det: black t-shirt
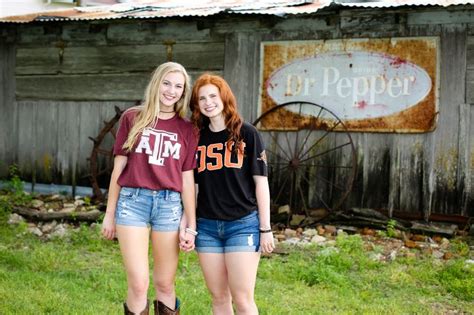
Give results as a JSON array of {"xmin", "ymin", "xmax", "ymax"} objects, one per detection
[{"xmin": 195, "ymin": 122, "xmax": 268, "ymax": 220}]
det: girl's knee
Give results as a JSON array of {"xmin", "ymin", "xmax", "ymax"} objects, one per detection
[
  {"xmin": 211, "ymin": 292, "xmax": 232, "ymax": 305},
  {"xmin": 153, "ymin": 279, "xmax": 175, "ymax": 295},
  {"xmin": 128, "ymin": 279, "xmax": 149, "ymax": 297},
  {"xmin": 233, "ymin": 294, "xmax": 255, "ymax": 311}
]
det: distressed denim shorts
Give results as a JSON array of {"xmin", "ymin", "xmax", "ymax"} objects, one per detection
[
  {"xmin": 195, "ymin": 211, "xmax": 260, "ymax": 253},
  {"xmin": 115, "ymin": 187, "xmax": 182, "ymax": 232}
]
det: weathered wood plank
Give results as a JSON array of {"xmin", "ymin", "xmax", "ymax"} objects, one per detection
[
  {"xmin": 407, "ymin": 9, "xmax": 474, "ymax": 25},
  {"xmin": 107, "ymin": 20, "xmax": 217, "ymax": 44},
  {"xmin": 360, "ymin": 134, "xmax": 391, "ymax": 209},
  {"xmin": 224, "ymin": 32, "xmax": 260, "ymax": 123},
  {"xmin": 17, "ymin": 101, "xmax": 37, "ymax": 183},
  {"xmin": 340, "ymin": 11, "xmax": 399, "ymax": 33},
  {"xmin": 16, "ymin": 42, "xmax": 224, "ymax": 75},
  {"xmin": 465, "ymin": 70, "xmax": 474, "ymax": 103},
  {"xmin": 16, "ymin": 70, "xmax": 221, "ymax": 101},
  {"xmin": 0, "ymin": 39, "xmax": 17, "ymax": 178},
  {"xmin": 56, "ymin": 102, "xmax": 81, "ymax": 185},
  {"xmin": 429, "ymin": 25, "xmax": 466, "ymax": 215},
  {"xmin": 469, "ymin": 105, "xmax": 474, "ymax": 216},
  {"xmin": 458, "ymin": 104, "xmax": 471, "ymax": 216},
  {"xmin": 34, "ymin": 101, "xmax": 59, "ymax": 184},
  {"xmin": 77, "ymin": 103, "xmax": 102, "ymax": 186},
  {"xmin": 396, "ymin": 136, "xmax": 424, "ymax": 214},
  {"xmin": 465, "ymin": 35, "xmax": 474, "ymax": 68}
]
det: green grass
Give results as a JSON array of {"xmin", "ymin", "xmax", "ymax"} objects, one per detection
[{"xmin": 0, "ymin": 199, "xmax": 473, "ymax": 314}]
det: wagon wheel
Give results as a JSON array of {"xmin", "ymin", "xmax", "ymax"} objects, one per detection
[
  {"xmin": 89, "ymin": 106, "xmax": 124, "ymax": 201},
  {"xmin": 252, "ymin": 101, "xmax": 357, "ymax": 222}
]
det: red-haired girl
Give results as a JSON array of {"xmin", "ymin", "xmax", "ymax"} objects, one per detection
[{"xmin": 190, "ymin": 73, "xmax": 274, "ymax": 314}]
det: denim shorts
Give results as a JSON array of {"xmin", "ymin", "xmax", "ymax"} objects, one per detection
[
  {"xmin": 195, "ymin": 211, "xmax": 260, "ymax": 253},
  {"xmin": 115, "ymin": 187, "xmax": 182, "ymax": 232}
]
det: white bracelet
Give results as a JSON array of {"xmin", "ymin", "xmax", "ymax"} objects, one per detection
[{"xmin": 185, "ymin": 227, "xmax": 198, "ymax": 236}]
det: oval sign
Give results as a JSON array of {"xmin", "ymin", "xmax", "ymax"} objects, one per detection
[{"xmin": 265, "ymin": 51, "xmax": 432, "ymax": 120}]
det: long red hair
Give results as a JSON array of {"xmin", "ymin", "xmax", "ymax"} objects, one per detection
[{"xmin": 191, "ymin": 73, "xmax": 243, "ymax": 152}]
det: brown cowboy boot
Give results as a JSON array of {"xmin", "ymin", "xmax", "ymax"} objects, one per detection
[
  {"xmin": 124, "ymin": 300, "xmax": 150, "ymax": 315},
  {"xmin": 153, "ymin": 298, "xmax": 180, "ymax": 315}
]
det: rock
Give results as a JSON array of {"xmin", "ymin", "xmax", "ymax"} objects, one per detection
[
  {"xmin": 63, "ymin": 203, "xmax": 75, "ymax": 208},
  {"xmin": 28, "ymin": 227, "xmax": 43, "ymax": 237},
  {"xmin": 74, "ymin": 199, "xmax": 85, "ymax": 207},
  {"xmin": 324, "ymin": 225, "xmax": 337, "ymax": 235},
  {"xmin": 278, "ymin": 205, "xmax": 290, "ymax": 214},
  {"xmin": 290, "ymin": 214, "xmax": 305, "ymax": 226},
  {"xmin": 336, "ymin": 229, "xmax": 346, "ymax": 236},
  {"xmin": 275, "ymin": 234, "xmax": 286, "ymax": 241},
  {"xmin": 41, "ymin": 220, "xmax": 58, "ymax": 233},
  {"xmin": 296, "ymin": 227, "xmax": 303, "ymax": 236},
  {"xmin": 8, "ymin": 213, "xmax": 25, "ymax": 224},
  {"xmin": 361, "ymin": 227, "xmax": 376, "ymax": 236},
  {"xmin": 404, "ymin": 240, "xmax": 418, "ymax": 249},
  {"xmin": 439, "ymin": 238, "xmax": 450, "ymax": 250},
  {"xmin": 465, "ymin": 259, "xmax": 474, "ymax": 265},
  {"xmin": 316, "ymin": 225, "xmax": 325, "ymax": 235},
  {"xmin": 387, "ymin": 250, "xmax": 397, "ymax": 261},
  {"xmin": 284, "ymin": 228, "xmax": 297, "ymax": 238},
  {"xmin": 302, "ymin": 228, "xmax": 318, "ymax": 237},
  {"xmin": 411, "ymin": 234, "xmax": 426, "ymax": 242},
  {"xmin": 432, "ymin": 250, "xmax": 444, "ymax": 259},
  {"xmin": 45, "ymin": 201, "xmax": 62, "ymax": 210},
  {"xmin": 283, "ymin": 237, "xmax": 301, "ymax": 245},
  {"xmin": 30, "ymin": 199, "xmax": 44, "ymax": 208},
  {"xmin": 51, "ymin": 224, "xmax": 67, "ymax": 238},
  {"xmin": 443, "ymin": 252, "xmax": 453, "ymax": 260},
  {"xmin": 311, "ymin": 235, "xmax": 326, "ymax": 244},
  {"xmin": 60, "ymin": 207, "xmax": 75, "ymax": 213}
]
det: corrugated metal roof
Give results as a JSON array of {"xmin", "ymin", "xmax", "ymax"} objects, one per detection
[{"xmin": 1, "ymin": 0, "xmax": 473, "ymax": 23}]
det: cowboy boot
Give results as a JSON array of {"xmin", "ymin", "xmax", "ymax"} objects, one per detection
[
  {"xmin": 153, "ymin": 298, "xmax": 180, "ymax": 315},
  {"xmin": 124, "ymin": 300, "xmax": 150, "ymax": 315}
]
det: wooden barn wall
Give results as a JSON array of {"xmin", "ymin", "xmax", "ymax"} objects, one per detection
[
  {"xmin": 7, "ymin": 19, "xmax": 225, "ymax": 187},
  {"xmin": 220, "ymin": 7, "xmax": 474, "ymax": 217},
  {"xmin": 0, "ymin": 6, "xmax": 473, "ymax": 216},
  {"xmin": 0, "ymin": 32, "xmax": 16, "ymax": 179}
]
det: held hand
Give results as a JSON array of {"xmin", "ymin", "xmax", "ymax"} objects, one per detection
[
  {"xmin": 260, "ymin": 232, "xmax": 275, "ymax": 254},
  {"xmin": 101, "ymin": 212, "xmax": 116, "ymax": 240},
  {"xmin": 179, "ymin": 228, "xmax": 195, "ymax": 252}
]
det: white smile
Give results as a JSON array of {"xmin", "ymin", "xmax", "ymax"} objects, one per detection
[
  {"xmin": 163, "ymin": 94, "xmax": 176, "ymax": 101},
  {"xmin": 204, "ymin": 105, "xmax": 217, "ymax": 112}
]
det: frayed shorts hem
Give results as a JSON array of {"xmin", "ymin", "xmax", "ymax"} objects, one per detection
[
  {"xmin": 196, "ymin": 246, "xmax": 259, "ymax": 253},
  {"xmin": 115, "ymin": 222, "xmax": 180, "ymax": 232}
]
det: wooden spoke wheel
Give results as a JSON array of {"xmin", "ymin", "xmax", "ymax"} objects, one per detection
[
  {"xmin": 89, "ymin": 106, "xmax": 123, "ymax": 201},
  {"xmin": 253, "ymin": 101, "xmax": 357, "ymax": 218}
]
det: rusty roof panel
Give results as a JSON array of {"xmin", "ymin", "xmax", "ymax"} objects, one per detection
[{"xmin": 1, "ymin": 0, "xmax": 473, "ymax": 23}]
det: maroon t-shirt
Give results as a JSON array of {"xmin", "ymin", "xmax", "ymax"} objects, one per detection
[{"xmin": 113, "ymin": 109, "xmax": 198, "ymax": 192}]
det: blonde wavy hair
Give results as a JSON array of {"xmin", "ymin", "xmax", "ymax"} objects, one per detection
[{"xmin": 122, "ymin": 62, "xmax": 191, "ymax": 152}]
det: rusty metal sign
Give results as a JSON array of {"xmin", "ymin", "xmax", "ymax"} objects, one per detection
[{"xmin": 259, "ymin": 37, "xmax": 439, "ymax": 132}]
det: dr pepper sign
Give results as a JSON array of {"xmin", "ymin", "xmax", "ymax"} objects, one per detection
[{"xmin": 259, "ymin": 37, "xmax": 439, "ymax": 133}]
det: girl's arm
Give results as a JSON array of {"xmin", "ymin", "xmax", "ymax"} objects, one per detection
[
  {"xmin": 179, "ymin": 169, "xmax": 196, "ymax": 252},
  {"xmin": 101, "ymin": 155, "xmax": 128, "ymax": 240},
  {"xmin": 254, "ymin": 175, "xmax": 274, "ymax": 254}
]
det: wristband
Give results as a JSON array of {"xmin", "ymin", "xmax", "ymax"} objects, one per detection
[
  {"xmin": 185, "ymin": 227, "xmax": 198, "ymax": 236},
  {"xmin": 259, "ymin": 228, "xmax": 272, "ymax": 233}
]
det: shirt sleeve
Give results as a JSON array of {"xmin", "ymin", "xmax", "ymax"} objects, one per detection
[
  {"xmin": 113, "ymin": 112, "xmax": 131, "ymax": 156},
  {"xmin": 182, "ymin": 126, "xmax": 199, "ymax": 171},
  {"xmin": 247, "ymin": 124, "xmax": 268, "ymax": 176}
]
